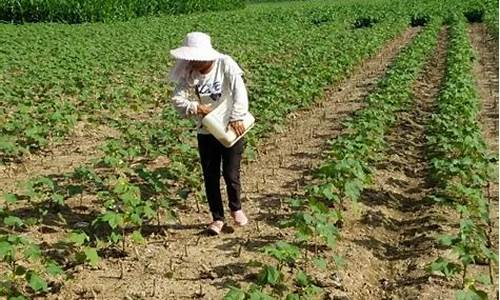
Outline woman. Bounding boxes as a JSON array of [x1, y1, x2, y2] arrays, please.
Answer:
[[169, 32, 249, 235]]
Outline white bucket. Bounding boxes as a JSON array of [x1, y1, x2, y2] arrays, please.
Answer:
[[201, 100, 254, 148]]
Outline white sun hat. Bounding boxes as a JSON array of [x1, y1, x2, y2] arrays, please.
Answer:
[[170, 32, 222, 61]]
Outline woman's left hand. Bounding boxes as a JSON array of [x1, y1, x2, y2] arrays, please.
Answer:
[[229, 121, 245, 136]]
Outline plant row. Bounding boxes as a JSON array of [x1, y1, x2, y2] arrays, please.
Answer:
[[484, 0, 499, 36], [427, 14, 498, 300], [0, 0, 245, 24], [223, 19, 442, 299]]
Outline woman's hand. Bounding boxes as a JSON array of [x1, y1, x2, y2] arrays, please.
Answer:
[[197, 104, 213, 116], [229, 121, 245, 136]]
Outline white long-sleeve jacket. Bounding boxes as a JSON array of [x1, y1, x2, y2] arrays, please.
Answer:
[[171, 55, 249, 134]]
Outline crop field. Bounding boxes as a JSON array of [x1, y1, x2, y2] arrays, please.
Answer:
[[0, 0, 498, 299]]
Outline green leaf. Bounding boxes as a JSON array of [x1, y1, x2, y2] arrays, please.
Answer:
[[25, 217, 38, 226], [52, 193, 65, 206], [131, 230, 145, 244], [286, 293, 300, 300], [0, 137, 17, 154], [476, 274, 491, 285], [27, 271, 48, 292], [456, 287, 488, 300], [68, 231, 89, 246], [119, 189, 140, 206], [333, 255, 346, 268], [248, 289, 274, 300], [285, 293, 300, 300], [101, 212, 124, 229], [67, 185, 83, 196], [4, 193, 18, 204], [110, 231, 122, 243], [129, 212, 142, 225], [438, 234, 455, 246], [7, 235, 25, 244], [313, 257, 327, 270], [344, 179, 362, 201], [295, 270, 310, 287], [45, 261, 64, 276], [295, 230, 310, 242], [4, 216, 24, 228], [429, 257, 461, 278], [262, 241, 300, 264], [257, 265, 282, 286], [23, 244, 42, 261], [223, 286, 246, 300], [320, 183, 337, 201], [304, 284, 323, 296], [84, 247, 100, 267], [9, 296, 28, 300]]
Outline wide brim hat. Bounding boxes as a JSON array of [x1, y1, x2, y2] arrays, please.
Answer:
[[170, 32, 223, 61]]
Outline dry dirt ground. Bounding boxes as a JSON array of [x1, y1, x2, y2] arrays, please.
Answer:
[[48, 28, 420, 300], [0, 121, 120, 194]]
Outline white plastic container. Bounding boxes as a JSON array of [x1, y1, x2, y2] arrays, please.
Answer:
[[201, 100, 255, 148]]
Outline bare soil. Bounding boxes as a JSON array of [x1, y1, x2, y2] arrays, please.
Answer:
[[49, 28, 420, 300], [0, 121, 120, 194]]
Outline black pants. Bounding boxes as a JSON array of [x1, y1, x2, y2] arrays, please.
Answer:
[[197, 134, 244, 221]]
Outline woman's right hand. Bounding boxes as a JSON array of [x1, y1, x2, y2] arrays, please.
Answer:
[[197, 104, 213, 116]]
